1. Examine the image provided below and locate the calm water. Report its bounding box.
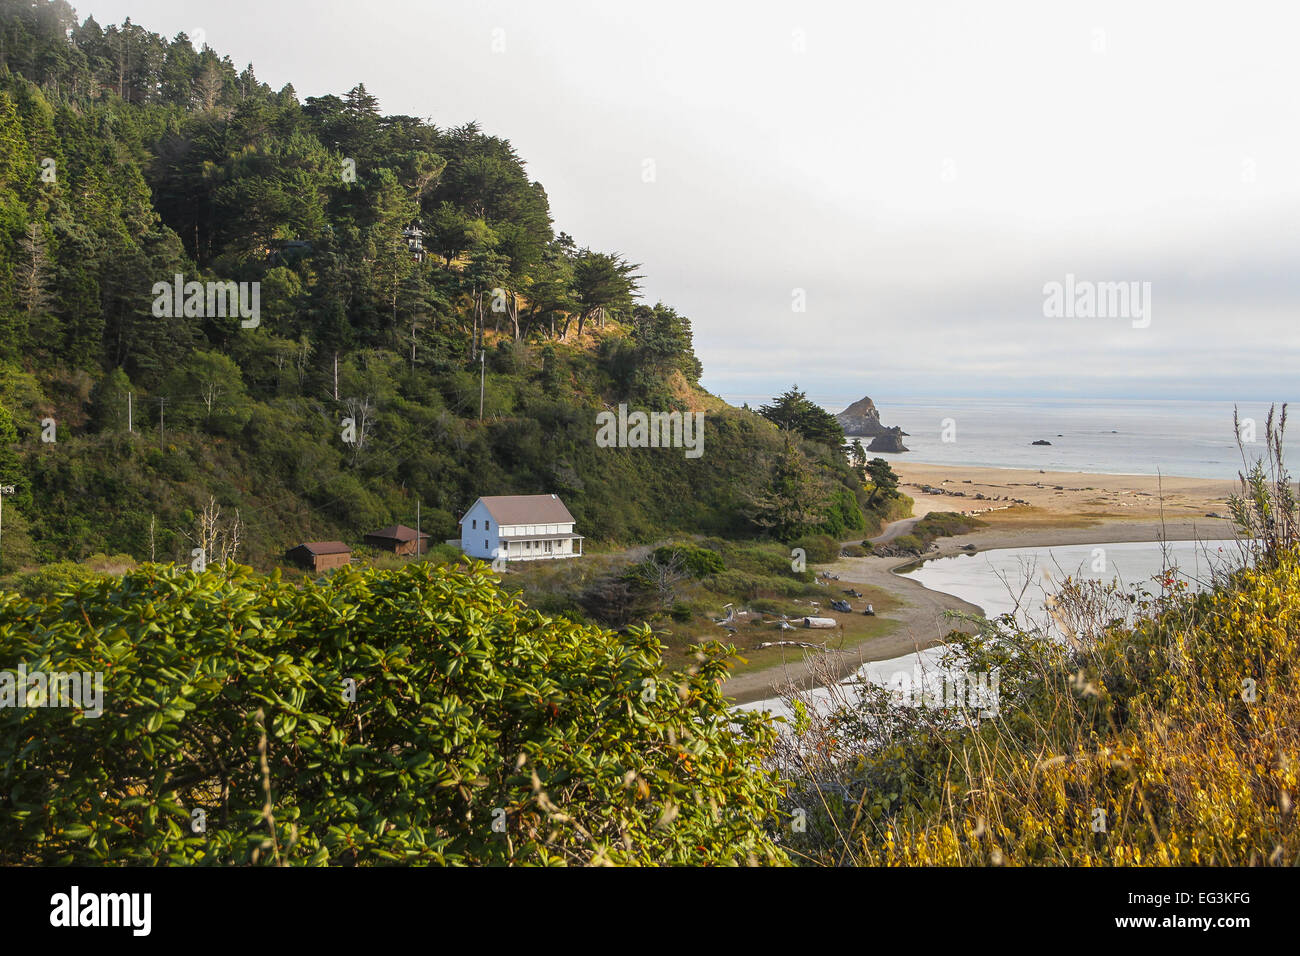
[735,537,1246,718]
[838,398,1291,479]
[900,537,1244,622]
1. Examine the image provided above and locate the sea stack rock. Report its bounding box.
[837,395,908,439]
[867,427,909,453]
[1031,439,1052,446]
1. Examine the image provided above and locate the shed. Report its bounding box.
[285,541,351,573]
[363,524,430,556]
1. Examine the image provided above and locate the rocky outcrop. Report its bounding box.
[836,395,888,437]
[837,394,909,445]
[867,427,909,453]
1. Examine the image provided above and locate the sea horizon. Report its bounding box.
[717,394,1296,481]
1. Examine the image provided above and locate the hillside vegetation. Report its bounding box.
[0,0,882,574]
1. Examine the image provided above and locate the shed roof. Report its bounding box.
[365,524,429,541]
[293,541,351,555]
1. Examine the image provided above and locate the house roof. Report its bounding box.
[465,494,575,525]
[293,541,351,555]
[364,524,429,541]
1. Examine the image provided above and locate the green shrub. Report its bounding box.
[6,562,105,600]
[891,534,923,553]
[0,562,787,865]
[912,511,984,540]
[706,568,808,600]
[792,534,839,565]
[651,543,725,578]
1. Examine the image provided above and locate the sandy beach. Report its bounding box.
[722,462,1243,704]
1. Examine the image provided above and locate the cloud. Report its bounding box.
[82,0,1300,403]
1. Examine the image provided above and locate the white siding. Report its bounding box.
[459,500,500,560]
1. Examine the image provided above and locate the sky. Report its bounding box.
[80,0,1300,408]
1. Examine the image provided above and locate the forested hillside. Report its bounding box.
[0,0,875,573]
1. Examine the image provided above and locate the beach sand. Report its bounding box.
[721,463,1244,705]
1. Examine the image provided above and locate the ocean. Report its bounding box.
[835,398,1293,480]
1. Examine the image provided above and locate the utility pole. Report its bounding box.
[158,397,167,446]
[333,352,339,401]
[0,484,13,572]
[127,391,133,433]
[478,349,485,421]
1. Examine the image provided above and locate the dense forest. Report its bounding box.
[0,0,882,573]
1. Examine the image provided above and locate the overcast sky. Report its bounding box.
[82,0,1300,407]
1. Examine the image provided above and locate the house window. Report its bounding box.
[485,520,490,531]
[545,540,553,554]
[484,539,488,549]
[472,519,477,529]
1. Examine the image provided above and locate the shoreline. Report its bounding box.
[721,462,1242,705]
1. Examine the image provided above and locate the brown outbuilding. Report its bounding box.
[285,541,351,573]
[363,524,430,556]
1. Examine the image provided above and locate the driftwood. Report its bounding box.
[755,639,827,650]
[802,616,838,629]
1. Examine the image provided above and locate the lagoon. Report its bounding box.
[735,536,1246,719]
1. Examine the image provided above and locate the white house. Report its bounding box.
[458,494,584,563]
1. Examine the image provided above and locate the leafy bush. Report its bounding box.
[0,562,787,865]
[896,534,925,553]
[651,543,725,578]
[706,569,809,601]
[791,534,839,565]
[911,511,984,541]
[4,561,105,600]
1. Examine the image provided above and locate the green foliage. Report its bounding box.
[865,458,900,506]
[791,533,839,565]
[3,559,104,599]
[747,437,829,542]
[651,543,725,578]
[758,386,844,448]
[1229,404,1297,568]
[912,511,984,541]
[0,561,788,865]
[0,0,869,579]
